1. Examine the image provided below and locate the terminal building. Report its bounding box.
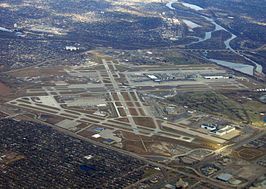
[201,123,217,131]
[146,74,162,82]
[214,125,235,136]
[201,124,235,136]
[203,75,229,79]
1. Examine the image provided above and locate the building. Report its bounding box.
[93,111,107,117]
[201,123,217,131]
[146,74,161,82]
[215,125,235,136]
[65,46,79,51]
[203,75,230,79]
[216,173,233,182]
[165,106,177,115]
[103,138,116,145]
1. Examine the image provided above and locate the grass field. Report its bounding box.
[233,147,265,161]
[133,117,156,128]
[168,91,249,122]
[223,92,266,126]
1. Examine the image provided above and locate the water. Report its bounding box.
[165,0,263,74]
[224,34,237,51]
[166,0,177,10]
[182,19,201,30]
[239,54,263,73]
[181,2,203,11]
[197,16,229,44]
[166,0,203,11]
[187,17,217,45]
[0,26,12,33]
[209,59,254,76]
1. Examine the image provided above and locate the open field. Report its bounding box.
[168,91,251,122]
[233,147,265,161]
[0,82,11,96]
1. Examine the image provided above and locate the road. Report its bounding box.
[25,116,235,189]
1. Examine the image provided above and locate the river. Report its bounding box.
[166,0,203,11]
[209,59,254,76]
[165,0,263,75]
[0,26,12,33]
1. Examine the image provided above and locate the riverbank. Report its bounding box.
[165,0,264,76]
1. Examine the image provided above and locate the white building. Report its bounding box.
[203,75,230,79]
[215,125,235,136]
[65,46,79,51]
[201,124,217,131]
[147,74,158,80]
